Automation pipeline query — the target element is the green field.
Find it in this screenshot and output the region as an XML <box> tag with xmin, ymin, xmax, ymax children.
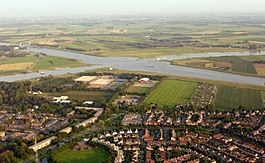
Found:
<box><xmin>124</xmin><ymin>80</ymin><xmax>158</xmax><ymax>95</ymax></box>
<box><xmin>171</xmin><ymin>56</ymin><xmax>259</xmax><ymax>76</ymax></box>
<box><xmin>32</xmin><ymin>56</ymin><xmax>87</xmax><ymax>71</ymax></box>
<box><xmin>125</xmin><ymin>86</ymin><xmax>151</xmax><ymax>95</ymax></box>
<box><xmin>0</xmin><ymin>55</ymin><xmax>88</xmax><ymax>75</ymax></box>
<box><xmin>46</xmin><ymin>91</ymin><xmax>114</xmax><ymax>101</ymax></box>
<box><xmin>240</xmin><ymin>55</ymin><xmax>265</xmax><ymax>62</ymax></box>
<box><xmin>0</xmin><ymin>55</ymin><xmax>37</xmax><ymax>64</ymax></box>
<box><xmin>0</xmin><ymin>55</ymin><xmax>37</xmax><ymax>76</ymax></box>
<box><xmin>133</xmin><ymin>80</ymin><xmax>158</xmax><ymax>87</ymax></box>
<box><xmin>55</xmin><ymin>148</ymin><xmax>109</xmax><ymax>163</ymax></box>
<box><xmin>144</xmin><ymin>80</ymin><xmax>197</xmax><ymax>106</ymax></box>
<box><xmin>207</xmin><ymin>56</ymin><xmax>257</xmax><ymax>74</ymax></box>
<box><xmin>261</xmin><ymin>91</ymin><xmax>265</xmax><ymax>107</ymax></box>
<box><xmin>108</xmin><ymin>82</ymin><xmax>125</xmax><ymax>89</ymax></box>
<box><xmin>214</xmin><ymin>86</ymin><xmax>263</xmax><ymax>110</ymax></box>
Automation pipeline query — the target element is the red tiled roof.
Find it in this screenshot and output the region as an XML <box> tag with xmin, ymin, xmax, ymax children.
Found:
<box><xmin>214</xmin><ymin>133</ymin><xmax>223</xmax><ymax>139</ymax></box>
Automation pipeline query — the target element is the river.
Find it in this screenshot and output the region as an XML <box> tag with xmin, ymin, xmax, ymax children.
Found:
<box><xmin>0</xmin><ymin>44</ymin><xmax>265</xmax><ymax>86</ymax></box>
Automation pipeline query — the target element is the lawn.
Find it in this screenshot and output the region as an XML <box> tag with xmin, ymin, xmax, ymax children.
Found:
<box><xmin>214</xmin><ymin>86</ymin><xmax>263</xmax><ymax>110</ymax></box>
<box><xmin>143</xmin><ymin>80</ymin><xmax>197</xmax><ymax>106</ymax></box>
<box><xmin>46</xmin><ymin>91</ymin><xmax>114</xmax><ymax>101</ymax></box>
<box><xmin>55</xmin><ymin>148</ymin><xmax>109</xmax><ymax>163</ymax></box>
<box><xmin>32</xmin><ymin>56</ymin><xmax>87</xmax><ymax>71</ymax></box>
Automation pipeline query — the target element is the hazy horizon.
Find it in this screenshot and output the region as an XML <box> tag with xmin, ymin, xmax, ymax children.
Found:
<box><xmin>0</xmin><ymin>0</ymin><xmax>265</xmax><ymax>18</ymax></box>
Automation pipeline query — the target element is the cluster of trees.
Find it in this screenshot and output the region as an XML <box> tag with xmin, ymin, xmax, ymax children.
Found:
<box><xmin>0</xmin><ymin>150</ymin><xmax>16</xmax><ymax>163</ymax></box>
<box><xmin>0</xmin><ymin>81</ymin><xmax>52</xmax><ymax>112</ymax></box>
<box><xmin>0</xmin><ymin>139</ymin><xmax>34</xmax><ymax>162</ymax></box>
<box><xmin>0</xmin><ymin>81</ymin><xmax>83</xmax><ymax>114</ymax></box>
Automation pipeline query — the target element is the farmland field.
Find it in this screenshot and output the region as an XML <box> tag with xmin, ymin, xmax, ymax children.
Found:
<box><xmin>0</xmin><ymin>55</ymin><xmax>37</xmax><ymax>64</ymax></box>
<box><xmin>54</xmin><ymin>148</ymin><xmax>109</xmax><ymax>163</ymax></box>
<box><xmin>3</xmin><ymin>16</ymin><xmax>264</xmax><ymax>59</ymax></box>
<box><xmin>214</xmin><ymin>86</ymin><xmax>263</xmax><ymax>110</ymax></box>
<box><xmin>143</xmin><ymin>80</ymin><xmax>197</xmax><ymax>106</ymax></box>
<box><xmin>172</xmin><ymin>56</ymin><xmax>258</xmax><ymax>75</ymax></box>
<box><xmin>0</xmin><ymin>62</ymin><xmax>33</xmax><ymax>71</ymax></box>
<box><xmin>240</xmin><ymin>55</ymin><xmax>265</xmax><ymax>62</ymax></box>
<box><xmin>0</xmin><ymin>55</ymin><xmax>88</xmax><ymax>75</ymax></box>
<box><xmin>32</xmin><ymin>56</ymin><xmax>87</xmax><ymax>71</ymax></box>
<box><xmin>0</xmin><ymin>55</ymin><xmax>37</xmax><ymax>75</ymax></box>
<box><xmin>206</xmin><ymin>56</ymin><xmax>257</xmax><ymax>74</ymax></box>
<box><xmin>46</xmin><ymin>91</ymin><xmax>114</xmax><ymax>101</ymax></box>
<box><xmin>240</xmin><ymin>55</ymin><xmax>265</xmax><ymax>76</ymax></box>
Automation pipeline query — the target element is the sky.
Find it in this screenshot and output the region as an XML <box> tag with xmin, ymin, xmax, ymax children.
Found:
<box><xmin>0</xmin><ymin>0</ymin><xmax>265</xmax><ymax>18</ymax></box>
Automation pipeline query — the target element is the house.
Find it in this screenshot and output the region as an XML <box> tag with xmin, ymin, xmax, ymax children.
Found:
<box><xmin>76</xmin><ymin>117</ymin><xmax>97</xmax><ymax>128</ymax></box>
<box><xmin>53</xmin><ymin>96</ymin><xmax>71</xmax><ymax>104</ymax></box>
<box><xmin>186</xmin><ymin>131</ymin><xmax>198</xmax><ymax>139</ymax></box>
<box><xmin>83</xmin><ymin>101</ymin><xmax>94</xmax><ymax>105</ymax></box>
<box><xmin>143</xmin><ymin>128</ymin><xmax>153</xmax><ymax>141</ymax></box>
<box><xmin>122</xmin><ymin>114</ymin><xmax>143</xmax><ymax>126</ymax></box>
<box><xmin>53</xmin><ymin>96</ymin><xmax>69</xmax><ymax>101</ymax></box>
<box><xmin>0</xmin><ymin>131</ymin><xmax>5</xmax><ymax>138</ymax></box>
<box><xmin>59</xmin><ymin>100</ymin><xmax>71</xmax><ymax>104</ymax></box>
<box><xmin>179</xmin><ymin>136</ymin><xmax>191</xmax><ymax>145</ymax></box>
<box><xmin>199</xmin><ymin>134</ymin><xmax>211</xmax><ymax>140</ymax></box>
<box><xmin>214</xmin><ymin>134</ymin><xmax>223</xmax><ymax>139</ymax></box>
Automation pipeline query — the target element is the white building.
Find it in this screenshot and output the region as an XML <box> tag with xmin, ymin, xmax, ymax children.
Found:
<box><xmin>59</xmin><ymin>127</ymin><xmax>73</xmax><ymax>134</ymax></box>
<box><xmin>29</xmin><ymin>136</ymin><xmax>57</xmax><ymax>152</ymax></box>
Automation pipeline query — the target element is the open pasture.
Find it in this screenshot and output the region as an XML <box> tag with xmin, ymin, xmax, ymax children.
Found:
<box><xmin>32</xmin><ymin>56</ymin><xmax>87</xmax><ymax>71</ymax></box>
<box><xmin>143</xmin><ymin>80</ymin><xmax>197</xmax><ymax>106</ymax></box>
<box><xmin>214</xmin><ymin>86</ymin><xmax>263</xmax><ymax>110</ymax></box>
<box><xmin>54</xmin><ymin>148</ymin><xmax>109</xmax><ymax>163</ymax></box>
